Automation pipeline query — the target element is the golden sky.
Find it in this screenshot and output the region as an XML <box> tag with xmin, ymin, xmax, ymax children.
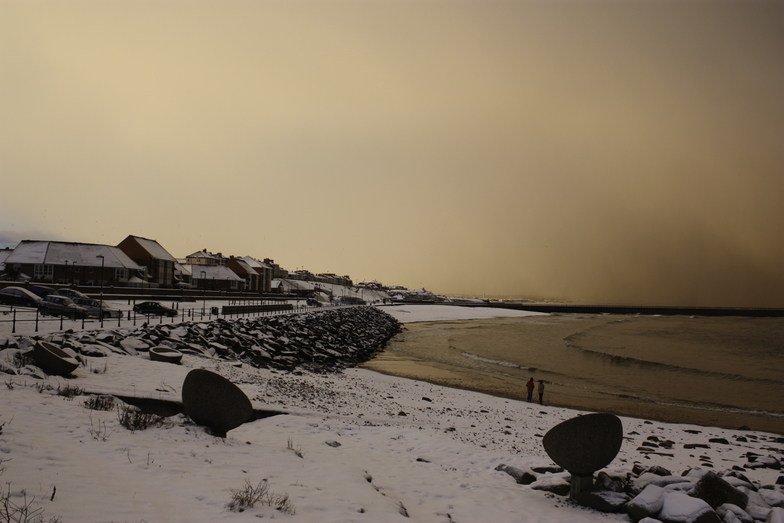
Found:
<box><xmin>1</xmin><ymin>0</ymin><xmax>782</xmax><ymax>307</ymax></box>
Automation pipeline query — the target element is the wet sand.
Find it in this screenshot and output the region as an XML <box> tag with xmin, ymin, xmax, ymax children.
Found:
<box><xmin>362</xmin><ymin>314</ymin><xmax>784</xmax><ymax>435</ymax></box>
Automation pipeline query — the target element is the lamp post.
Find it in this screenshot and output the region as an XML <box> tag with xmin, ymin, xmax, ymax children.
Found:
<box><xmin>96</xmin><ymin>254</ymin><xmax>105</xmax><ymax>327</ymax></box>
<box><xmin>201</xmin><ymin>270</ymin><xmax>206</xmax><ymax>315</ymax></box>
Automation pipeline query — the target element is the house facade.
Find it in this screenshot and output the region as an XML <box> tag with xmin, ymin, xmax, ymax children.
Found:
<box><xmin>4</xmin><ymin>240</ymin><xmax>141</xmax><ymax>286</ymax></box>
<box><xmin>117</xmin><ymin>235</ymin><xmax>177</xmax><ymax>288</ymax></box>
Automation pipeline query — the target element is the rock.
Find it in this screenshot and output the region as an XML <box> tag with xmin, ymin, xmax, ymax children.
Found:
<box><xmin>325</xmin><ymin>440</ymin><xmax>341</xmax><ymax>448</ymax></box>
<box><xmin>495</xmin><ymin>464</ymin><xmax>537</xmax><ymax>485</ymax></box>
<box><xmin>759</xmin><ymin>490</ymin><xmax>784</xmax><ymax>508</ymax></box>
<box><xmin>659</xmin><ymin>492</ymin><xmax>720</xmax><ymax>523</ymax></box>
<box><xmin>576</xmin><ymin>490</ymin><xmax>630</xmax><ymax>513</ymax></box>
<box><xmin>542</xmin><ymin>413</ymin><xmax>623</xmax><ymax>476</ymax></box>
<box><xmin>530</xmin><ymin>474</ymin><xmax>572</xmax><ymax>496</ymax></box>
<box><xmin>182</xmin><ymin>369</ymin><xmax>252</xmax><ymax>437</ymax></box>
<box><xmin>716</xmin><ymin>504</ymin><xmax>754</xmax><ymax>523</ymax></box>
<box><xmin>692</xmin><ymin>471</ymin><xmax>749</xmax><ymax>510</ymax></box>
<box><xmin>628</xmin><ymin>484</ymin><xmax>667</xmax><ymax>522</ymax></box>
<box><xmin>767</xmin><ymin>507</ymin><xmax>784</xmax><ymax>523</ymax></box>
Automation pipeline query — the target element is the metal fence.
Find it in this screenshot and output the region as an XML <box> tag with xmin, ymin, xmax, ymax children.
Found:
<box><xmin>0</xmin><ymin>301</ymin><xmax>350</xmax><ymax>335</ymax></box>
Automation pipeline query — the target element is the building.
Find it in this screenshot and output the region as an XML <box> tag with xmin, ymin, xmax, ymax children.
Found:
<box><xmin>117</xmin><ymin>235</ymin><xmax>178</xmax><ymax>288</ymax></box>
<box><xmin>186</xmin><ymin>264</ymin><xmax>243</xmax><ymax>291</ymax></box>
<box><xmin>227</xmin><ymin>256</ymin><xmax>260</xmax><ymax>292</ymax></box>
<box><xmin>241</xmin><ymin>256</ymin><xmax>274</xmax><ymax>293</ymax></box>
<box><xmin>4</xmin><ymin>240</ymin><xmax>141</xmax><ymax>286</ymax></box>
<box><xmin>185</xmin><ymin>249</ymin><xmax>226</xmax><ymax>266</ymax></box>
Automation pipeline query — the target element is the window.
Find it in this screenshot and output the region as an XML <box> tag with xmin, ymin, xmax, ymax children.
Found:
<box><xmin>115</xmin><ymin>268</ymin><xmax>126</xmax><ymax>280</ymax></box>
<box><xmin>34</xmin><ymin>264</ymin><xmax>53</xmax><ymax>281</ymax></box>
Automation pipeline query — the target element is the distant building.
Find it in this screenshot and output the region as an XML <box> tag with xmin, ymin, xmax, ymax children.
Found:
<box><xmin>227</xmin><ymin>256</ymin><xmax>260</xmax><ymax>292</ymax></box>
<box><xmin>240</xmin><ymin>256</ymin><xmax>273</xmax><ymax>293</ymax></box>
<box><xmin>117</xmin><ymin>235</ymin><xmax>178</xmax><ymax>288</ymax></box>
<box><xmin>185</xmin><ymin>249</ymin><xmax>226</xmax><ymax>266</ymax></box>
<box><xmin>4</xmin><ymin>240</ymin><xmax>141</xmax><ymax>286</ymax></box>
<box><xmin>186</xmin><ymin>264</ymin><xmax>243</xmax><ymax>291</ymax></box>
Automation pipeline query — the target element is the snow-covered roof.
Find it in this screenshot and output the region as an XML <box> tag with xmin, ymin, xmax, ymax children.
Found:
<box><xmin>230</xmin><ymin>259</ymin><xmax>255</xmax><ymax>275</ymax></box>
<box><xmin>6</xmin><ymin>241</ymin><xmax>142</xmax><ymax>270</ymax></box>
<box><xmin>128</xmin><ymin>236</ymin><xmax>177</xmax><ymax>262</ymax></box>
<box><xmin>240</xmin><ymin>256</ymin><xmax>272</xmax><ymax>270</ymax></box>
<box><xmin>186</xmin><ymin>264</ymin><xmax>243</xmax><ymax>281</ymax></box>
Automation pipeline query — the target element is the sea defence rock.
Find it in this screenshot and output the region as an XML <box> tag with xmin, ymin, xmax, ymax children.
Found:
<box><xmin>182</xmin><ymin>369</ymin><xmax>252</xmax><ymax>437</ymax></box>
<box><xmin>0</xmin><ymin>306</ymin><xmax>401</xmax><ymax>377</ymax></box>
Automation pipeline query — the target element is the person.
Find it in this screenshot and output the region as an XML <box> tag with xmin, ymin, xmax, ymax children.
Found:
<box><xmin>538</xmin><ymin>380</ymin><xmax>545</xmax><ymax>405</ymax></box>
<box><xmin>526</xmin><ymin>377</ymin><xmax>535</xmax><ymax>402</ymax></box>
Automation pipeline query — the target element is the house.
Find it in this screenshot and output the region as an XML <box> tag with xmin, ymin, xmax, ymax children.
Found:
<box><xmin>185</xmin><ymin>249</ymin><xmax>226</xmax><ymax>266</ymax></box>
<box><xmin>186</xmin><ymin>264</ymin><xmax>243</xmax><ymax>291</ymax></box>
<box><xmin>263</xmin><ymin>258</ymin><xmax>288</xmax><ymax>279</ymax></box>
<box><xmin>117</xmin><ymin>235</ymin><xmax>178</xmax><ymax>288</ymax></box>
<box><xmin>241</xmin><ymin>256</ymin><xmax>273</xmax><ymax>293</ymax></box>
<box><xmin>227</xmin><ymin>256</ymin><xmax>259</xmax><ymax>292</ymax></box>
<box><xmin>4</xmin><ymin>240</ymin><xmax>141</xmax><ymax>286</ymax></box>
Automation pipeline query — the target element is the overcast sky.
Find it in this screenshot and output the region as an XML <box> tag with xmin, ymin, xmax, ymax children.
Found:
<box><xmin>1</xmin><ymin>1</ymin><xmax>782</xmax><ymax>307</ymax></box>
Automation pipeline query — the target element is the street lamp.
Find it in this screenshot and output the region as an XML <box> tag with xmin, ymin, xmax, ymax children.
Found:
<box><xmin>201</xmin><ymin>270</ymin><xmax>206</xmax><ymax>314</ymax></box>
<box><xmin>96</xmin><ymin>254</ymin><xmax>105</xmax><ymax>327</ymax></box>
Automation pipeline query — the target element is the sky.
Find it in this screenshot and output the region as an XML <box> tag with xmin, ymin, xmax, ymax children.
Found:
<box><xmin>1</xmin><ymin>0</ymin><xmax>782</xmax><ymax>307</ymax></box>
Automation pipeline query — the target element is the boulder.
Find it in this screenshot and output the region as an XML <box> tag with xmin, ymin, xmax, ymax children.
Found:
<box><xmin>627</xmin><ymin>484</ymin><xmax>667</xmax><ymax>522</ymax></box>
<box><xmin>495</xmin><ymin>464</ymin><xmax>537</xmax><ymax>485</ymax></box>
<box><xmin>659</xmin><ymin>492</ymin><xmax>720</xmax><ymax>523</ymax></box>
<box><xmin>542</xmin><ymin>413</ymin><xmax>623</xmax><ymax>476</ymax></box>
<box><xmin>767</xmin><ymin>507</ymin><xmax>784</xmax><ymax>523</ymax></box>
<box><xmin>576</xmin><ymin>490</ymin><xmax>629</xmax><ymax>513</ymax></box>
<box><xmin>182</xmin><ymin>369</ymin><xmax>252</xmax><ymax>437</ymax></box>
<box><xmin>692</xmin><ymin>471</ymin><xmax>749</xmax><ymax>510</ymax></box>
<box><xmin>715</xmin><ymin>504</ymin><xmax>754</xmax><ymax>523</ymax></box>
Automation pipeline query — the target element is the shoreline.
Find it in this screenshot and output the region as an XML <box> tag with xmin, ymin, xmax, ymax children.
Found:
<box><xmin>368</xmin><ymin>309</ymin><xmax>784</xmax><ymax>436</ymax></box>
<box><xmin>361</xmin><ymin>355</ymin><xmax>784</xmax><ymax>436</ymax></box>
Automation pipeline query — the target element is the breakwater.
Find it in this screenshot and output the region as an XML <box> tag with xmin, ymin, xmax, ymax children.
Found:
<box><xmin>0</xmin><ymin>306</ymin><xmax>401</xmax><ymax>375</ymax></box>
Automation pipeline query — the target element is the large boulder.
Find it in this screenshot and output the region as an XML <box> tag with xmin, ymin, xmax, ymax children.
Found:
<box><xmin>692</xmin><ymin>471</ymin><xmax>748</xmax><ymax>510</ymax></box>
<box><xmin>627</xmin><ymin>484</ymin><xmax>667</xmax><ymax>522</ymax></box>
<box><xmin>182</xmin><ymin>369</ymin><xmax>252</xmax><ymax>437</ymax></box>
<box><xmin>659</xmin><ymin>492</ymin><xmax>720</xmax><ymax>523</ymax></box>
<box><xmin>542</xmin><ymin>413</ymin><xmax>623</xmax><ymax>476</ymax></box>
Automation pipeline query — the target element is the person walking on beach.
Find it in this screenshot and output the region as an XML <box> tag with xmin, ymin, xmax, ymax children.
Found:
<box><xmin>538</xmin><ymin>380</ymin><xmax>545</xmax><ymax>405</ymax></box>
<box><xmin>526</xmin><ymin>377</ymin><xmax>535</xmax><ymax>402</ymax></box>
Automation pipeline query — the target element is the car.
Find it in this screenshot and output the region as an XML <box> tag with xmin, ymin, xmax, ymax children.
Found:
<box><xmin>29</xmin><ymin>285</ymin><xmax>59</xmax><ymax>299</ymax></box>
<box><xmin>72</xmin><ymin>297</ymin><xmax>123</xmax><ymax>319</ymax></box>
<box><xmin>38</xmin><ymin>295</ymin><xmax>89</xmax><ymax>319</ymax></box>
<box><xmin>0</xmin><ymin>286</ymin><xmax>42</xmax><ymax>307</ymax></box>
<box><xmin>56</xmin><ymin>288</ymin><xmax>89</xmax><ymax>300</ymax></box>
<box><xmin>133</xmin><ymin>301</ymin><xmax>178</xmax><ymax>317</ymax></box>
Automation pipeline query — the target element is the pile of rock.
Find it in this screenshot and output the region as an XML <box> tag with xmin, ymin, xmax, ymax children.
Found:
<box><xmin>0</xmin><ymin>306</ymin><xmax>401</xmax><ymax>376</ymax></box>
<box><xmin>498</xmin><ymin>459</ymin><xmax>784</xmax><ymax>522</ymax></box>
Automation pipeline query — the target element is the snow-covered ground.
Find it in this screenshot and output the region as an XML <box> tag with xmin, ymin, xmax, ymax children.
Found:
<box><xmin>0</xmin><ymin>305</ymin><xmax>781</xmax><ymax>522</ymax></box>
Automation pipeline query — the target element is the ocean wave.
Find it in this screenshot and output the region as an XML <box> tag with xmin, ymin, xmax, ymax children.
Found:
<box><xmin>461</xmin><ymin>352</ymin><xmax>533</xmax><ymax>371</ymax></box>
<box><xmin>563</xmin><ymin>334</ymin><xmax>783</xmax><ymax>387</ymax></box>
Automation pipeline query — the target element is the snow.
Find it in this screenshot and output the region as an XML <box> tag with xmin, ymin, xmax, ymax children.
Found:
<box><xmin>0</xmin><ymin>305</ymin><xmax>782</xmax><ymax>523</ymax></box>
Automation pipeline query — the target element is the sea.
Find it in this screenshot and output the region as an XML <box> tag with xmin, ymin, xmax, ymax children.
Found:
<box><xmin>361</xmin><ymin>313</ymin><xmax>784</xmax><ymax>435</ymax></box>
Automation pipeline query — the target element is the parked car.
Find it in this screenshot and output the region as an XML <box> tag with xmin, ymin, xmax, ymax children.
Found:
<box><xmin>38</xmin><ymin>295</ymin><xmax>89</xmax><ymax>319</ymax></box>
<box><xmin>29</xmin><ymin>285</ymin><xmax>59</xmax><ymax>299</ymax></box>
<box><xmin>56</xmin><ymin>288</ymin><xmax>89</xmax><ymax>300</ymax></box>
<box><xmin>133</xmin><ymin>301</ymin><xmax>178</xmax><ymax>317</ymax></box>
<box><xmin>72</xmin><ymin>297</ymin><xmax>123</xmax><ymax>319</ymax></box>
<box><xmin>0</xmin><ymin>286</ymin><xmax>42</xmax><ymax>307</ymax></box>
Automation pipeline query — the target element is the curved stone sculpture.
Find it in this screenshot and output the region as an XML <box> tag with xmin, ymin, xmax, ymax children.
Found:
<box><xmin>33</xmin><ymin>341</ymin><xmax>80</xmax><ymax>376</ymax></box>
<box><xmin>543</xmin><ymin>413</ymin><xmax>623</xmax><ymax>476</ymax></box>
<box><xmin>182</xmin><ymin>369</ymin><xmax>252</xmax><ymax>437</ymax></box>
